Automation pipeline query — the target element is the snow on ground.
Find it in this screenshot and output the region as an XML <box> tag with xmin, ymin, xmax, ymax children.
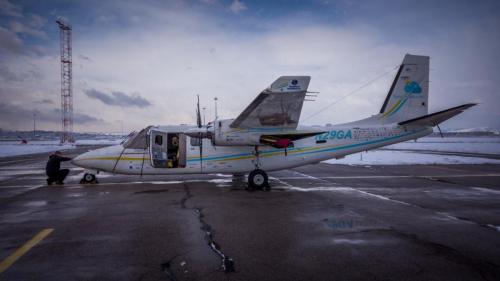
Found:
<box><xmin>323</xmin><ymin>137</ymin><xmax>500</xmax><ymax>165</ymax></box>
<box><xmin>387</xmin><ymin>137</ymin><xmax>500</xmax><ymax>154</ymax></box>
<box><xmin>75</xmin><ymin>139</ymin><xmax>123</xmax><ymax>145</ymax></box>
<box><xmin>323</xmin><ymin>150</ymin><xmax>500</xmax><ymax>165</ymax></box>
<box><xmin>0</xmin><ymin>143</ymin><xmax>74</xmax><ymax>158</ymax></box>
<box><xmin>0</xmin><ymin>139</ymin><xmax>121</xmax><ymax>158</ymax></box>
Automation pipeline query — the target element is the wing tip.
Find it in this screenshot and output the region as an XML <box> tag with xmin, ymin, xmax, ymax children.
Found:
<box><xmin>458</xmin><ymin>103</ymin><xmax>478</xmax><ymax>111</ymax></box>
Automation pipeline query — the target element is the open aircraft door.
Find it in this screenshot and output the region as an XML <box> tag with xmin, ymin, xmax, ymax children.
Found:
<box><xmin>149</xmin><ymin>129</ymin><xmax>187</xmax><ymax>169</ymax></box>
<box><xmin>149</xmin><ymin>129</ymin><xmax>168</xmax><ymax>168</ymax></box>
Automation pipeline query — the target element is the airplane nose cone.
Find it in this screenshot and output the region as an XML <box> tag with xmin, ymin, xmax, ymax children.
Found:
<box><xmin>71</xmin><ymin>152</ymin><xmax>88</xmax><ymax>168</ymax></box>
<box><xmin>70</xmin><ymin>145</ymin><xmax>125</xmax><ymax>172</ymax></box>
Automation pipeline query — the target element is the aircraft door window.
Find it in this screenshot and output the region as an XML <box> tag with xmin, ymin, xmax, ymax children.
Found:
<box><xmin>150</xmin><ymin>130</ymin><xmax>168</xmax><ymax>168</ymax></box>
<box><xmin>155</xmin><ymin>135</ymin><xmax>163</xmax><ymax>145</ymax></box>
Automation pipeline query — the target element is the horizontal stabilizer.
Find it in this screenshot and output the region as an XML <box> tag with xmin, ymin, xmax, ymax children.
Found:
<box><xmin>398</xmin><ymin>103</ymin><xmax>477</xmax><ymax>127</ymax></box>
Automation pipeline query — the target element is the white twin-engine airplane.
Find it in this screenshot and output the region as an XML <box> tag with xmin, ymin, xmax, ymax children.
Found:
<box><xmin>73</xmin><ymin>54</ymin><xmax>476</xmax><ymax>189</ymax></box>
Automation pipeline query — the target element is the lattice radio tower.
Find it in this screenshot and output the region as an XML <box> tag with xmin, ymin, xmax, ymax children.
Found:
<box><xmin>56</xmin><ymin>18</ymin><xmax>74</xmax><ymax>143</ymax></box>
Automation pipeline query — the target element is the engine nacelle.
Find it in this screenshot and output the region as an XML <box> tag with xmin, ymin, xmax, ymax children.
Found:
<box><xmin>211</xmin><ymin>119</ymin><xmax>261</xmax><ymax>146</ymax></box>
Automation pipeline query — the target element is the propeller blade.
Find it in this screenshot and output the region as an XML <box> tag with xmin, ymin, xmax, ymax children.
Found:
<box><xmin>198</xmin><ymin>132</ymin><xmax>203</xmax><ymax>173</ymax></box>
<box><xmin>196</xmin><ymin>95</ymin><xmax>202</xmax><ymax>128</ymax></box>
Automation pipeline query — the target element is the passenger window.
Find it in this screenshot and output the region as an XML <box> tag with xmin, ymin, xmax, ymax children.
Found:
<box><xmin>155</xmin><ymin>135</ymin><xmax>163</xmax><ymax>145</ymax></box>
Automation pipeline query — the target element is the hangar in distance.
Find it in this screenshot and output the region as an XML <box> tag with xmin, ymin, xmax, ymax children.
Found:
<box><xmin>72</xmin><ymin>54</ymin><xmax>476</xmax><ymax>189</ymax></box>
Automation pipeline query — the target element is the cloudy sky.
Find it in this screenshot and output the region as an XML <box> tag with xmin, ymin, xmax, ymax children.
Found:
<box><xmin>1</xmin><ymin>0</ymin><xmax>499</xmax><ymax>133</ymax></box>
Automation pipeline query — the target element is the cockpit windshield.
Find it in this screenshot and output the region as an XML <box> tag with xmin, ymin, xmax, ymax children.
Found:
<box><xmin>123</xmin><ymin>126</ymin><xmax>151</xmax><ymax>149</ymax></box>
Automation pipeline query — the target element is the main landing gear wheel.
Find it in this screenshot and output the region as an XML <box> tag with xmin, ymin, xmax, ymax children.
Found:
<box><xmin>247</xmin><ymin>169</ymin><xmax>270</xmax><ymax>191</ymax></box>
<box><xmin>80</xmin><ymin>173</ymin><xmax>98</xmax><ymax>184</ymax></box>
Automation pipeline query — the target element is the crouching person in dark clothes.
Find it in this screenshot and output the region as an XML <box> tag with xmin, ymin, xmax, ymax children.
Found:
<box><xmin>46</xmin><ymin>151</ymin><xmax>72</xmax><ymax>185</ymax></box>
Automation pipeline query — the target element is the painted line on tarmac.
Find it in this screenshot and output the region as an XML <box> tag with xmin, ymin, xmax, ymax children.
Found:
<box><xmin>277</xmin><ymin>171</ymin><xmax>412</xmax><ymax>205</ymax></box>
<box><xmin>292</xmin><ymin>171</ymin><xmax>331</xmax><ymax>183</ymax></box>
<box><xmin>0</xmin><ymin>185</ymin><xmax>43</xmax><ymax>189</ymax></box>
<box><xmin>0</xmin><ymin>228</ymin><xmax>54</xmax><ymax>274</ymax></box>
<box><xmin>278</xmin><ymin>173</ymin><xmax>500</xmax><ymax>180</ymax></box>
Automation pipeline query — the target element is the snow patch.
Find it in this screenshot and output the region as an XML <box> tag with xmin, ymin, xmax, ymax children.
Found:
<box><xmin>280</xmin><ymin>185</ymin><xmax>411</xmax><ymax>205</ymax></box>
<box><xmin>331</xmin><ymin>239</ymin><xmax>367</xmax><ymax>245</ymax></box>
<box><xmin>472</xmin><ymin>187</ymin><xmax>500</xmax><ymax>195</ymax></box>
<box><xmin>149</xmin><ymin>181</ymin><xmax>184</xmax><ymax>185</ymax></box>
<box><xmin>487</xmin><ymin>224</ymin><xmax>500</xmax><ymax>232</ymax></box>
<box><xmin>324</xmin><ymin>150</ymin><xmax>500</xmax><ymax>165</ymax></box>
<box><xmin>0</xmin><ymin>143</ymin><xmax>74</xmax><ymax>158</ymax></box>
<box><xmin>387</xmin><ymin>136</ymin><xmax>500</xmax><ymax>153</ymax></box>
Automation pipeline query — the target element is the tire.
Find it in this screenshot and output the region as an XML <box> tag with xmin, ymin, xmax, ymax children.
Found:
<box><xmin>82</xmin><ymin>173</ymin><xmax>96</xmax><ymax>183</ymax></box>
<box><xmin>248</xmin><ymin>169</ymin><xmax>269</xmax><ymax>189</ymax></box>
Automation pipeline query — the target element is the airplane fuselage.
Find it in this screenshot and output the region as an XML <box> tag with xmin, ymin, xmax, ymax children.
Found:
<box><xmin>73</xmin><ymin>122</ymin><xmax>432</xmax><ymax>175</ymax></box>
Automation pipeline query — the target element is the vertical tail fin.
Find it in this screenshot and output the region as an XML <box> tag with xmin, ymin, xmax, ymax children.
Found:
<box><xmin>379</xmin><ymin>54</ymin><xmax>429</xmax><ymax>123</ymax></box>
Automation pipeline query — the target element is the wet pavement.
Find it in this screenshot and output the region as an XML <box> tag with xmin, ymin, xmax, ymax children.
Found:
<box><xmin>1</xmin><ymin>146</ymin><xmax>500</xmax><ymax>280</ymax></box>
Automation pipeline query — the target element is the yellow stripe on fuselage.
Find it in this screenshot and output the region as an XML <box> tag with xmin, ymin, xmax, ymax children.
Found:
<box><xmin>80</xmin><ymin>141</ymin><xmax>350</xmax><ymax>164</ymax></box>
<box><xmin>383</xmin><ymin>97</ymin><xmax>403</xmax><ymax>117</ymax></box>
<box><xmin>79</xmin><ymin>156</ymin><xmax>148</xmax><ymax>161</ymax></box>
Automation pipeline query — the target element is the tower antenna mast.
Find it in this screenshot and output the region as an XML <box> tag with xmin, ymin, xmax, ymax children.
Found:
<box><xmin>56</xmin><ymin>18</ymin><xmax>74</xmax><ymax>143</ymax></box>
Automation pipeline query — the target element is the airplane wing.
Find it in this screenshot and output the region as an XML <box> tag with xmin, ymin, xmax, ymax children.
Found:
<box><xmin>398</xmin><ymin>103</ymin><xmax>477</xmax><ymax>127</ymax></box>
<box><xmin>260</xmin><ymin>129</ymin><xmax>326</xmax><ymax>148</ymax></box>
<box><xmin>230</xmin><ymin>76</ymin><xmax>311</xmax><ymax>129</ymax></box>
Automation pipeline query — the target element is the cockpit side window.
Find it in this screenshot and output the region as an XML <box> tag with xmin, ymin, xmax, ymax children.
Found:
<box><xmin>123</xmin><ymin>126</ymin><xmax>151</xmax><ymax>149</ymax></box>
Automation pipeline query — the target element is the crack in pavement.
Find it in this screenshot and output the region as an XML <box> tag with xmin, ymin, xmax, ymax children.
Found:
<box><xmin>161</xmin><ymin>254</ymin><xmax>181</xmax><ymax>281</ymax></box>
<box><xmin>134</xmin><ymin>188</ymin><xmax>170</xmax><ymax>194</ymax></box>
<box><xmin>180</xmin><ymin>183</ymin><xmax>235</xmax><ymax>273</ymax></box>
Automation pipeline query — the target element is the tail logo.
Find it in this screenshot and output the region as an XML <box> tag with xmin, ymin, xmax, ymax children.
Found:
<box><xmin>404</xmin><ymin>81</ymin><xmax>422</xmax><ymax>94</ymax></box>
<box><xmin>287</xmin><ymin>79</ymin><xmax>301</xmax><ymax>90</ymax></box>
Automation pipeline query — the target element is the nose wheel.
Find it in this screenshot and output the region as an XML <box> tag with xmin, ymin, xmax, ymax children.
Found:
<box><xmin>80</xmin><ymin>173</ymin><xmax>98</xmax><ymax>184</ymax></box>
<box><xmin>247</xmin><ymin>169</ymin><xmax>270</xmax><ymax>191</ymax></box>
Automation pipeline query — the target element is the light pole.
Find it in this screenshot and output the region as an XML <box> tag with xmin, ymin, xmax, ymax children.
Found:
<box><xmin>214</xmin><ymin>97</ymin><xmax>218</xmax><ymax>120</ymax></box>
<box><xmin>202</xmin><ymin>107</ymin><xmax>206</xmax><ymax>126</ymax></box>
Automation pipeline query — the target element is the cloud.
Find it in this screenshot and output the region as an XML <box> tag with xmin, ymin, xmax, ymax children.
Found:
<box><xmin>1</xmin><ymin>0</ymin><xmax>499</xmax><ymax>132</ymax></box>
<box><xmin>229</xmin><ymin>0</ymin><xmax>247</xmax><ymax>14</ymax></box>
<box><xmin>0</xmin><ymin>63</ymin><xmax>43</xmax><ymax>82</ymax></box>
<box><xmin>37</xmin><ymin>99</ymin><xmax>54</xmax><ymax>104</ymax></box>
<box><xmin>0</xmin><ymin>102</ymin><xmax>102</xmax><ymax>130</ymax></box>
<box><xmin>0</xmin><ymin>26</ymin><xmax>23</xmax><ymax>53</ymax></box>
<box><xmin>78</xmin><ymin>54</ymin><xmax>92</xmax><ymax>61</ymax></box>
<box><xmin>28</xmin><ymin>14</ymin><xmax>47</xmax><ymax>29</ymax></box>
<box><xmin>74</xmin><ymin>111</ymin><xmax>102</xmax><ymax>123</ymax></box>
<box><xmin>85</xmin><ymin>89</ymin><xmax>152</xmax><ymax>108</ymax></box>
<box><xmin>0</xmin><ymin>0</ymin><xmax>22</xmax><ymax>17</ymax></box>
<box><xmin>0</xmin><ymin>64</ymin><xmax>22</xmax><ymax>81</ymax></box>
<box><xmin>199</xmin><ymin>0</ymin><xmax>218</xmax><ymax>4</ymax></box>
<box><xmin>9</xmin><ymin>21</ymin><xmax>48</xmax><ymax>39</ymax></box>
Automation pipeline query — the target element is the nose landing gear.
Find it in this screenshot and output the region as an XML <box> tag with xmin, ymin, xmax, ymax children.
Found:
<box><xmin>247</xmin><ymin>169</ymin><xmax>270</xmax><ymax>191</ymax></box>
<box><xmin>80</xmin><ymin>173</ymin><xmax>98</xmax><ymax>184</ymax></box>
